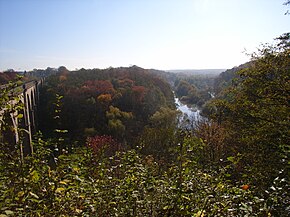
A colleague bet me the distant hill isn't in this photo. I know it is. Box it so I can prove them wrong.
[148,69,176,86]
[166,69,226,75]
[213,62,250,95]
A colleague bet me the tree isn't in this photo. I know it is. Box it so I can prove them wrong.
[212,33,290,189]
[106,106,133,140]
[149,106,180,129]
[175,80,193,97]
[97,94,112,108]
[58,66,69,74]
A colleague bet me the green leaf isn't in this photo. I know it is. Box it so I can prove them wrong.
[227,156,235,163]
[75,209,82,214]
[56,187,65,193]
[181,195,191,201]
[17,114,23,119]
[29,192,39,199]
[17,191,25,197]
[30,170,40,183]
[4,210,14,215]
[59,180,68,185]
[163,205,170,210]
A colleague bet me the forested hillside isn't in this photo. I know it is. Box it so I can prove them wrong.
[39,66,175,144]
[213,63,250,96]
[211,33,289,181]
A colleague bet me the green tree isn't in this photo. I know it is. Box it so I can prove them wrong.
[106,105,133,140]
[176,80,194,97]
[213,33,290,192]
[149,106,180,129]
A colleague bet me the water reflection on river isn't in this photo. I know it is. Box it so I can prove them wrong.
[175,97,202,128]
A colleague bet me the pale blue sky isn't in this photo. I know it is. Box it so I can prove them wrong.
[0,0,289,71]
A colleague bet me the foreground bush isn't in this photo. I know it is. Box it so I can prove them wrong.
[1,135,287,216]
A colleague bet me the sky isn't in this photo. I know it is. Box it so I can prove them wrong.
[0,0,289,71]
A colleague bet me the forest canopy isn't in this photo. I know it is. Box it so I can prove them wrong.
[38,66,175,144]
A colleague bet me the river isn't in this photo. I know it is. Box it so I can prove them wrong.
[175,97,202,128]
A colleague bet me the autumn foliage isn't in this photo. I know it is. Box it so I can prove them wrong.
[87,135,121,156]
[38,66,175,143]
